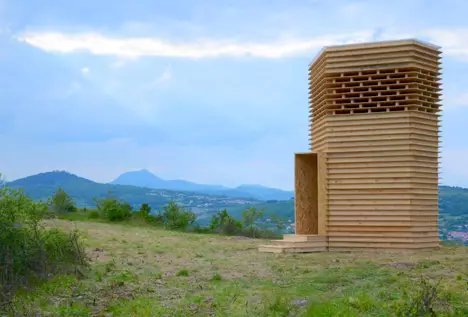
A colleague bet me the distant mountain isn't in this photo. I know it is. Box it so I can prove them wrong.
[111,169,227,192]
[111,169,294,201]
[7,171,261,218]
[235,184,294,201]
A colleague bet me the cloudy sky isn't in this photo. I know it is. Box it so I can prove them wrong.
[1,0,468,190]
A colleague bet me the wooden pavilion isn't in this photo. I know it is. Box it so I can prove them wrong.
[259,39,442,253]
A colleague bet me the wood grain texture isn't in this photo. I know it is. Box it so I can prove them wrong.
[294,153,318,235]
[260,39,441,253]
[317,152,328,236]
[308,39,441,251]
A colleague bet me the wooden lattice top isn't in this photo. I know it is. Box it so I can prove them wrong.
[308,39,442,121]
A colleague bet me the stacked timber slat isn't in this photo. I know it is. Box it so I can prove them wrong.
[258,235,327,253]
[308,39,441,250]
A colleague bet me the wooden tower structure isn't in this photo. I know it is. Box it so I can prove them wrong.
[259,39,442,253]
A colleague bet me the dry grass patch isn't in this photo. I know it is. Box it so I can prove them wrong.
[9,219,468,316]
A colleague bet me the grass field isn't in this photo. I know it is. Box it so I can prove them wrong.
[10,219,468,316]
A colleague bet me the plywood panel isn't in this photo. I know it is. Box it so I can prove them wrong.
[294,153,318,235]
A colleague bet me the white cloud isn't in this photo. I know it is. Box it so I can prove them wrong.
[15,28,468,61]
[16,30,377,59]
[80,67,90,74]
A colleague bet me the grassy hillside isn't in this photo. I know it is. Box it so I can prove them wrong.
[10,219,468,316]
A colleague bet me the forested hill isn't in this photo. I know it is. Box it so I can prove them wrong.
[439,185,468,216]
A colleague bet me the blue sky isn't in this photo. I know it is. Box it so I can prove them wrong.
[1,0,468,190]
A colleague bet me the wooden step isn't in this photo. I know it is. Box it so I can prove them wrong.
[270,240,327,247]
[259,235,328,253]
[283,234,328,242]
[258,244,327,254]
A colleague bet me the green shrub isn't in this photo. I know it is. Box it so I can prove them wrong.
[209,209,243,235]
[136,203,163,225]
[139,203,151,216]
[0,185,88,313]
[241,206,265,238]
[50,187,77,213]
[242,227,281,239]
[95,195,132,221]
[159,201,197,230]
[88,210,99,219]
[211,272,222,281]
[394,275,452,316]
[145,214,164,225]
[191,225,212,234]
[176,269,189,277]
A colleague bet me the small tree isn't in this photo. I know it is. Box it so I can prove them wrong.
[241,206,264,238]
[160,201,197,230]
[51,187,76,213]
[269,213,287,233]
[209,209,242,235]
[139,203,151,217]
[137,203,164,225]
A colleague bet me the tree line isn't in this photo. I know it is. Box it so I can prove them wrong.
[51,187,288,239]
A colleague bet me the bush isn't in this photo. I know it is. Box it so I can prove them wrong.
[0,186,88,312]
[95,195,133,222]
[139,203,151,217]
[240,226,281,239]
[88,210,100,219]
[209,209,243,235]
[395,275,452,316]
[135,203,163,225]
[160,201,197,230]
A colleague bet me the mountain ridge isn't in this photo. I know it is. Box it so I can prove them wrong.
[110,169,294,201]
